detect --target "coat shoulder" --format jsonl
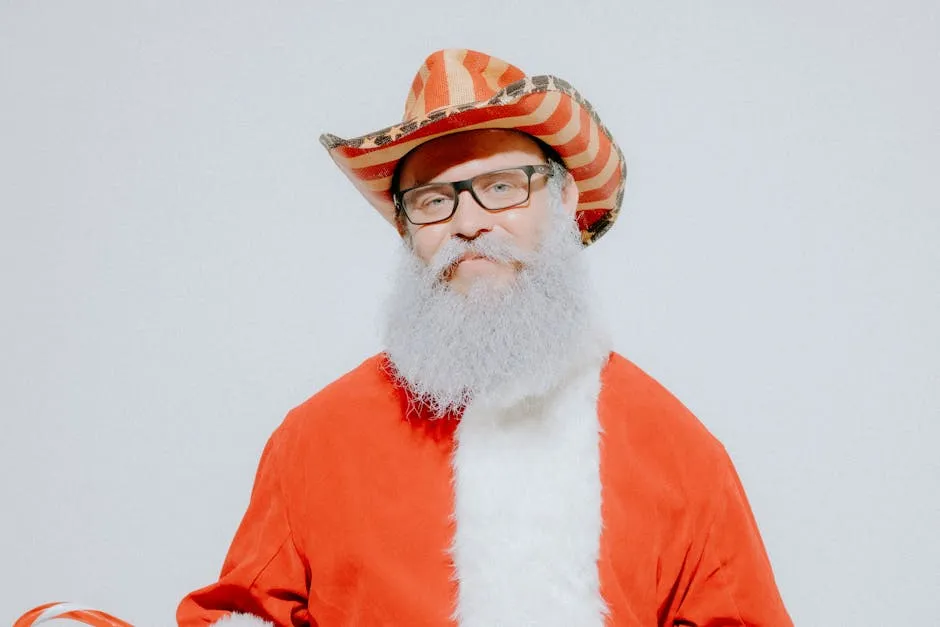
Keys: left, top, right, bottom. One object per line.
{"left": 275, "top": 353, "right": 403, "bottom": 441}
{"left": 600, "top": 352, "right": 730, "bottom": 479}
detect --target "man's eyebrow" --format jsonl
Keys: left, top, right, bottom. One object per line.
{"left": 401, "top": 173, "right": 453, "bottom": 190}
{"left": 405, "top": 165, "right": 541, "bottom": 190}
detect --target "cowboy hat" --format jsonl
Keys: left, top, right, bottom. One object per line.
{"left": 319, "top": 49, "right": 626, "bottom": 245}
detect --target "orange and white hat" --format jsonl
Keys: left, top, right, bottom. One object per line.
{"left": 319, "top": 49, "right": 627, "bottom": 246}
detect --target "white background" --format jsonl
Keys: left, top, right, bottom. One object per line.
{"left": 1, "top": 1, "right": 938, "bottom": 625}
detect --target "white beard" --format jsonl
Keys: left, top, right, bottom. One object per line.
{"left": 382, "top": 192, "right": 608, "bottom": 417}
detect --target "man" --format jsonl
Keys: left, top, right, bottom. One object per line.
{"left": 175, "top": 49, "right": 793, "bottom": 626}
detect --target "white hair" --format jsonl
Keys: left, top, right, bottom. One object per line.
{"left": 382, "top": 177, "right": 606, "bottom": 417}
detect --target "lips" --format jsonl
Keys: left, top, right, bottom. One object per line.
{"left": 439, "top": 252, "right": 492, "bottom": 281}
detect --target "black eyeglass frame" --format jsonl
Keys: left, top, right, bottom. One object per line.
{"left": 392, "top": 164, "right": 554, "bottom": 226}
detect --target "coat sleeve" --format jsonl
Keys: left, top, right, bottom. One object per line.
{"left": 672, "top": 454, "right": 793, "bottom": 626}
{"left": 177, "top": 434, "right": 310, "bottom": 627}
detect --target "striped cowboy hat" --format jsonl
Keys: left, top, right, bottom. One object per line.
{"left": 319, "top": 49, "right": 626, "bottom": 246}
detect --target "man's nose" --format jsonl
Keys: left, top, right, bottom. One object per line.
{"left": 450, "top": 190, "right": 494, "bottom": 240}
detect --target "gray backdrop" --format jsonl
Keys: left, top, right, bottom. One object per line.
{"left": 1, "top": 1, "right": 938, "bottom": 625}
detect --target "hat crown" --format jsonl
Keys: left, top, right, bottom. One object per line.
{"left": 402, "top": 49, "right": 525, "bottom": 121}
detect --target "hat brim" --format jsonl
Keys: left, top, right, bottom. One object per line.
{"left": 320, "top": 75, "right": 626, "bottom": 246}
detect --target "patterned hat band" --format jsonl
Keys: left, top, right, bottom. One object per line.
{"left": 320, "top": 49, "right": 626, "bottom": 246}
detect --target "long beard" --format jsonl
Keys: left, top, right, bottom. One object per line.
{"left": 382, "top": 198, "right": 605, "bottom": 417}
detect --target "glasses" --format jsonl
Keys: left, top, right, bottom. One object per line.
{"left": 393, "top": 164, "right": 554, "bottom": 226}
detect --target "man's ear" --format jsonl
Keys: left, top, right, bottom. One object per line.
{"left": 395, "top": 211, "right": 410, "bottom": 239}
{"left": 397, "top": 220, "right": 417, "bottom": 249}
{"left": 561, "top": 172, "right": 579, "bottom": 217}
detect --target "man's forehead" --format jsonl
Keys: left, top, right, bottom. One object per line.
{"left": 397, "top": 129, "right": 545, "bottom": 187}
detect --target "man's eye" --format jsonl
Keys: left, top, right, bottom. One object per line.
{"left": 420, "top": 196, "right": 449, "bottom": 208}
{"left": 484, "top": 180, "right": 525, "bottom": 195}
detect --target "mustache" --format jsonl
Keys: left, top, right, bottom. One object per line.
{"left": 426, "top": 233, "right": 533, "bottom": 279}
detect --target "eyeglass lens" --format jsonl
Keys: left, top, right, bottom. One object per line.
{"left": 401, "top": 168, "right": 533, "bottom": 224}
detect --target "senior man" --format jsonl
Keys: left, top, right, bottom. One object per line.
{"left": 175, "top": 49, "right": 792, "bottom": 627}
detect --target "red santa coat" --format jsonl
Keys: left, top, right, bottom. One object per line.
{"left": 178, "top": 352, "right": 791, "bottom": 626}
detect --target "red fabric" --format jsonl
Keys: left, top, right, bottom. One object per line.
{"left": 462, "top": 50, "right": 494, "bottom": 102}
{"left": 420, "top": 51, "right": 450, "bottom": 114}
{"left": 178, "top": 353, "right": 791, "bottom": 626}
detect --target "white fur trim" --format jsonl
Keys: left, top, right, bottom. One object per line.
{"left": 209, "top": 613, "right": 274, "bottom": 627}
{"left": 451, "top": 356, "right": 608, "bottom": 626}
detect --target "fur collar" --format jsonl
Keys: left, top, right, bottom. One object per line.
{"left": 209, "top": 613, "right": 273, "bottom": 627}
{"left": 450, "top": 349, "right": 609, "bottom": 626}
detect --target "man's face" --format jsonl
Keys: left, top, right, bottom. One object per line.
{"left": 396, "top": 129, "right": 578, "bottom": 293}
